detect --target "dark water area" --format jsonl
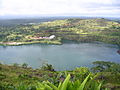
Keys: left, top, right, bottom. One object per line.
{"left": 0, "top": 42, "right": 120, "bottom": 71}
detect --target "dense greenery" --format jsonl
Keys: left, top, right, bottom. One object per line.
{"left": 0, "top": 18, "right": 120, "bottom": 45}
{"left": 0, "top": 61, "right": 120, "bottom": 90}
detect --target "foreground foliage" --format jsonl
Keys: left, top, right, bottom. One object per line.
{"left": 0, "top": 61, "right": 120, "bottom": 90}
{"left": 13, "top": 74, "right": 102, "bottom": 90}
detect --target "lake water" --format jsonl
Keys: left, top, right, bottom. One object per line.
{"left": 0, "top": 42, "right": 120, "bottom": 71}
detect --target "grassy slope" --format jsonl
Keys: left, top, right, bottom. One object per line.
{"left": 0, "top": 64, "right": 57, "bottom": 87}
{"left": 0, "top": 64, "right": 120, "bottom": 90}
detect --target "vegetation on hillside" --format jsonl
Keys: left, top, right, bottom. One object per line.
{"left": 0, "top": 18, "right": 120, "bottom": 45}
{"left": 0, "top": 61, "right": 120, "bottom": 90}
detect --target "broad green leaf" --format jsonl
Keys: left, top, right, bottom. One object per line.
{"left": 60, "top": 74, "right": 71, "bottom": 90}
{"left": 78, "top": 74, "right": 90, "bottom": 90}
{"left": 96, "top": 83, "right": 102, "bottom": 90}
{"left": 47, "top": 81, "right": 58, "bottom": 90}
{"left": 58, "top": 82, "right": 62, "bottom": 89}
{"left": 44, "top": 84, "right": 53, "bottom": 90}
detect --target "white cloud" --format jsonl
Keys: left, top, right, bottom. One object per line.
{"left": 0, "top": 0, "right": 119, "bottom": 17}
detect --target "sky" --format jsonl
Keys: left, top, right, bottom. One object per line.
{"left": 0, "top": 0, "right": 120, "bottom": 17}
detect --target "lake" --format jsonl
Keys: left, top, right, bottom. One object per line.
{"left": 0, "top": 42, "right": 120, "bottom": 71}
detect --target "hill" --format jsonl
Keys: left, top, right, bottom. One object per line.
{"left": 0, "top": 18, "right": 120, "bottom": 45}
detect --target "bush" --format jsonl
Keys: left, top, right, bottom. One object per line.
{"left": 41, "top": 63, "right": 55, "bottom": 71}
{"left": 13, "top": 63, "right": 19, "bottom": 67}
{"left": 91, "top": 61, "right": 120, "bottom": 73}
{"left": 21, "top": 63, "right": 28, "bottom": 68}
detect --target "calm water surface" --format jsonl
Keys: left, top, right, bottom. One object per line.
{"left": 0, "top": 42, "right": 120, "bottom": 71}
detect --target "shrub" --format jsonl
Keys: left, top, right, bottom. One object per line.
{"left": 41, "top": 63, "right": 55, "bottom": 71}
{"left": 21, "top": 63, "right": 28, "bottom": 68}
{"left": 13, "top": 63, "right": 19, "bottom": 67}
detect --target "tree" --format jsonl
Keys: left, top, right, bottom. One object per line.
{"left": 41, "top": 63, "right": 55, "bottom": 71}
{"left": 91, "top": 61, "right": 120, "bottom": 72}
{"left": 21, "top": 63, "right": 28, "bottom": 68}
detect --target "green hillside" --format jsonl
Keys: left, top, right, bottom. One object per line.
{"left": 0, "top": 18, "right": 120, "bottom": 45}
{"left": 1, "top": 61, "right": 120, "bottom": 90}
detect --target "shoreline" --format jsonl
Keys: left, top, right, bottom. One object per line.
{"left": 0, "top": 40, "right": 120, "bottom": 46}
{"left": 0, "top": 41, "right": 62, "bottom": 46}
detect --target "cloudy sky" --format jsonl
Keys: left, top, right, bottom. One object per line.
{"left": 0, "top": 0, "right": 120, "bottom": 17}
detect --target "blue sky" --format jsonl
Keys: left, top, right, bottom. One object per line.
{"left": 0, "top": 0, "right": 120, "bottom": 17}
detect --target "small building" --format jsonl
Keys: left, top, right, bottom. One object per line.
{"left": 28, "top": 35, "right": 55, "bottom": 40}
{"left": 49, "top": 35, "right": 55, "bottom": 39}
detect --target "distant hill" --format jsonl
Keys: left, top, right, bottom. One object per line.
{"left": 0, "top": 17, "right": 68, "bottom": 26}
{"left": 37, "top": 18, "right": 120, "bottom": 44}
{"left": 0, "top": 18, "right": 120, "bottom": 45}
